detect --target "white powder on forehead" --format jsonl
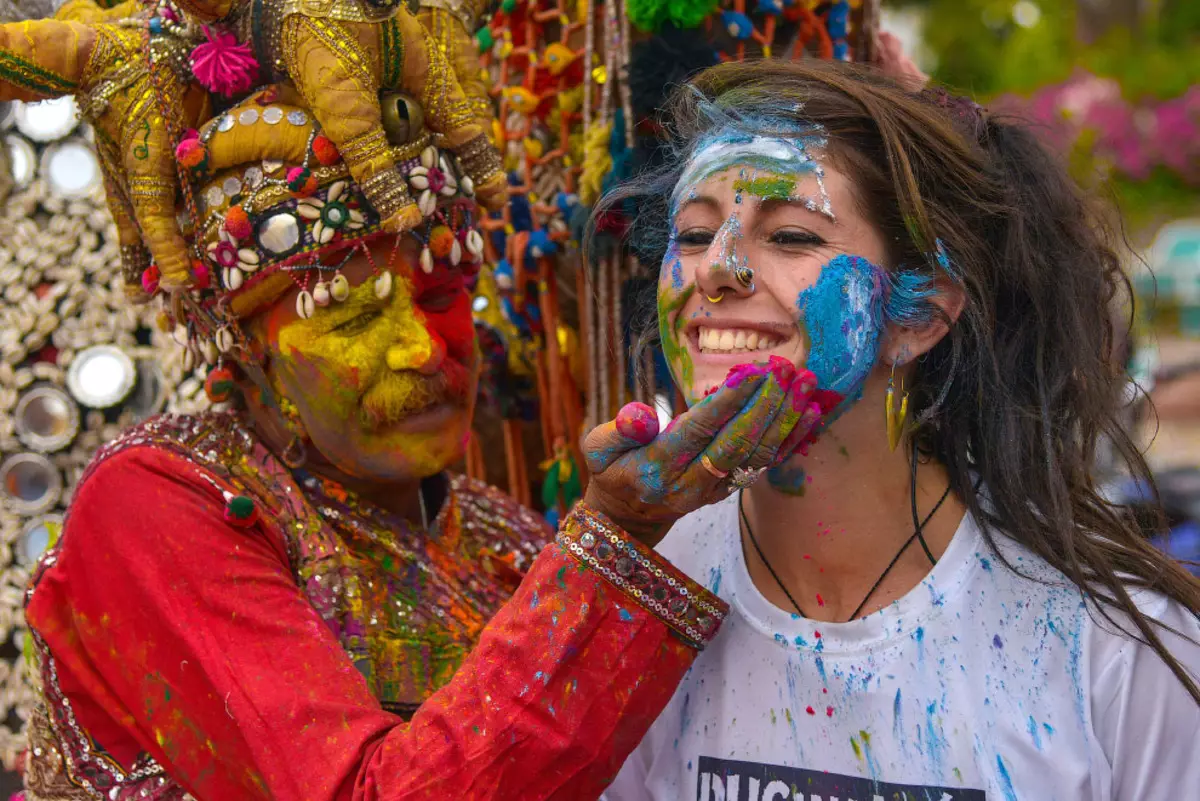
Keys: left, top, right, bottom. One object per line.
{"left": 670, "top": 133, "right": 834, "bottom": 219}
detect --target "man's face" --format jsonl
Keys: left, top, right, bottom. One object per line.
{"left": 256, "top": 234, "right": 479, "bottom": 481}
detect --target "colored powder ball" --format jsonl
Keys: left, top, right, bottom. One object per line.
{"left": 429, "top": 225, "right": 456, "bottom": 259}
{"left": 312, "top": 135, "right": 340, "bottom": 166}
{"left": 805, "top": 706, "right": 815, "bottom": 715}
{"left": 224, "top": 205, "right": 252, "bottom": 240}
{"left": 826, "top": 706, "right": 834, "bottom": 717}
{"left": 615, "top": 401, "right": 659, "bottom": 444}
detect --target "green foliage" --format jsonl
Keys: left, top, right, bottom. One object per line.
{"left": 897, "top": 0, "right": 1200, "bottom": 101}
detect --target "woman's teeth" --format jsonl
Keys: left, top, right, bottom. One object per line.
{"left": 697, "top": 327, "right": 782, "bottom": 354}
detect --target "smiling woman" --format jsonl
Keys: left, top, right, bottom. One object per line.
{"left": 595, "top": 60, "right": 1200, "bottom": 801}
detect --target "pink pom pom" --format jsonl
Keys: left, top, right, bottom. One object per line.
{"left": 175, "top": 137, "right": 207, "bottom": 169}
{"left": 190, "top": 27, "right": 259, "bottom": 98}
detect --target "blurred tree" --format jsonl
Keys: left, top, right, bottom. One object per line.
{"left": 895, "top": 0, "right": 1200, "bottom": 100}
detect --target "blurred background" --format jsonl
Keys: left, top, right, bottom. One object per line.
{"left": 0, "top": 0, "right": 1197, "bottom": 794}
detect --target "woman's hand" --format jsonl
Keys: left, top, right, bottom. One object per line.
{"left": 581, "top": 357, "right": 822, "bottom": 545}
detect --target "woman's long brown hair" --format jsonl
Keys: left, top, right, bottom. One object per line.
{"left": 594, "top": 58, "right": 1200, "bottom": 702}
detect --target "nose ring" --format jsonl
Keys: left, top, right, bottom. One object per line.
{"left": 705, "top": 292, "right": 725, "bottom": 304}
{"left": 734, "top": 264, "right": 755, "bottom": 289}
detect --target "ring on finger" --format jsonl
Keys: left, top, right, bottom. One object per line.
{"left": 727, "top": 465, "right": 766, "bottom": 491}
{"left": 700, "top": 454, "right": 729, "bottom": 479}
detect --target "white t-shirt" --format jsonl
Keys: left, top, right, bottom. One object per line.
{"left": 605, "top": 493, "right": 1200, "bottom": 801}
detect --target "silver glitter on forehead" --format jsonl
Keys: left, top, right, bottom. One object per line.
{"left": 671, "top": 131, "right": 835, "bottom": 221}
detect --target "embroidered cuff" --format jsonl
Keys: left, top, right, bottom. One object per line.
{"left": 558, "top": 503, "right": 728, "bottom": 649}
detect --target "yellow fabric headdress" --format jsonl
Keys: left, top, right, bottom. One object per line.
{"left": 0, "top": 0, "right": 503, "bottom": 295}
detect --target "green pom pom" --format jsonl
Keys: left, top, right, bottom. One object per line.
{"left": 500, "top": 0, "right": 516, "bottom": 12}
{"left": 475, "top": 27, "right": 494, "bottom": 52}
{"left": 666, "top": 0, "right": 718, "bottom": 29}
{"left": 227, "top": 495, "right": 255, "bottom": 520}
{"left": 625, "top": 0, "right": 667, "bottom": 32}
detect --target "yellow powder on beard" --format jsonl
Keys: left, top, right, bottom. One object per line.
{"left": 358, "top": 372, "right": 442, "bottom": 429}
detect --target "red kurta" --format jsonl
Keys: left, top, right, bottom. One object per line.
{"left": 22, "top": 413, "right": 727, "bottom": 800}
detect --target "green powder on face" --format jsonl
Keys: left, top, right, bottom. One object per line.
{"left": 658, "top": 284, "right": 696, "bottom": 404}
{"left": 733, "top": 176, "right": 795, "bottom": 200}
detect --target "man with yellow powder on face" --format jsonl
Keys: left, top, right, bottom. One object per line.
{"left": 13, "top": 76, "right": 755, "bottom": 797}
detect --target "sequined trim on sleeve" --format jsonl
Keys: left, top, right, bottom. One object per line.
{"left": 557, "top": 504, "right": 728, "bottom": 649}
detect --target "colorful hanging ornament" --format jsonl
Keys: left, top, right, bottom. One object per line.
{"left": 539, "top": 437, "right": 582, "bottom": 526}
{"left": 205, "top": 364, "right": 236, "bottom": 403}
{"left": 223, "top": 492, "right": 259, "bottom": 527}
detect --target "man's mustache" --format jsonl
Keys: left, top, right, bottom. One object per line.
{"left": 358, "top": 361, "right": 471, "bottom": 430}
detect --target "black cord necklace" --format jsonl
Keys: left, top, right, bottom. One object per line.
{"left": 739, "top": 447, "right": 953, "bottom": 621}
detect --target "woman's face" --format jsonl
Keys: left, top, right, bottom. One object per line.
{"left": 255, "top": 234, "right": 479, "bottom": 482}
{"left": 659, "top": 135, "right": 892, "bottom": 419}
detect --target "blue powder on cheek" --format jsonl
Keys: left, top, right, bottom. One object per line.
{"left": 795, "top": 254, "right": 886, "bottom": 398}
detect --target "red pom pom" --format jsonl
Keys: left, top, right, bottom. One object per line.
{"left": 286, "top": 166, "right": 317, "bottom": 197}
{"left": 191, "top": 259, "right": 211, "bottom": 290}
{"left": 429, "top": 225, "right": 456, "bottom": 259}
{"left": 312, "top": 135, "right": 340, "bottom": 166}
{"left": 224, "top": 205, "right": 252, "bottom": 240}
{"left": 175, "top": 138, "right": 208, "bottom": 169}
{"left": 141, "top": 264, "right": 160, "bottom": 295}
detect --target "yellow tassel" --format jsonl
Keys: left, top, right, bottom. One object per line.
{"left": 886, "top": 376, "right": 909, "bottom": 452}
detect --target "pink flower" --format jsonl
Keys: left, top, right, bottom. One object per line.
{"left": 190, "top": 27, "right": 258, "bottom": 98}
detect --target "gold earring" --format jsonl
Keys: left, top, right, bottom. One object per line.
{"left": 885, "top": 362, "right": 909, "bottom": 452}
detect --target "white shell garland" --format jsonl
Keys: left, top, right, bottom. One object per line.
{"left": 419, "top": 247, "right": 434, "bottom": 274}
{"left": 296, "top": 290, "right": 315, "bottom": 320}
{"left": 330, "top": 274, "right": 350, "bottom": 302}
{"left": 215, "top": 326, "right": 234, "bottom": 353}
{"left": 466, "top": 229, "right": 484, "bottom": 260}
{"left": 313, "top": 281, "right": 331, "bottom": 307}
{"left": 449, "top": 239, "right": 462, "bottom": 266}
{"left": 374, "top": 271, "right": 393, "bottom": 299}
{"left": 201, "top": 339, "right": 218, "bottom": 366}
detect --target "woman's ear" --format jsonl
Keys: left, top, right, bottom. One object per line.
{"left": 882, "top": 275, "right": 966, "bottom": 364}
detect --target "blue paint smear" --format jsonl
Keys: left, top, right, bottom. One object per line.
{"left": 794, "top": 254, "right": 885, "bottom": 403}
{"left": 981, "top": 557, "right": 993, "bottom": 572}
{"left": 924, "top": 701, "right": 946, "bottom": 776}
{"left": 814, "top": 655, "right": 828, "bottom": 685}
{"left": 1027, "top": 715, "right": 1043, "bottom": 751}
{"left": 1043, "top": 722, "right": 1055, "bottom": 739}
{"left": 708, "top": 566, "right": 722, "bottom": 595}
{"left": 996, "top": 754, "right": 1019, "bottom": 801}
{"left": 993, "top": 634, "right": 1004, "bottom": 649}
{"left": 618, "top": 608, "right": 633, "bottom": 622}
{"left": 884, "top": 269, "right": 939, "bottom": 326}
{"left": 914, "top": 626, "right": 926, "bottom": 669}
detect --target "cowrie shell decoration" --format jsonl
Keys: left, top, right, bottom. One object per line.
{"left": 296, "top": 290, "right": 315, "bottom": 320}
{"left": 374, "top": 271, "right": 393, "bottom": 299}
{"left": 331, "top": 274, "right": 350, "bottom": 302}
{"left": 313, "top": 281, "right": 331, "bottom": 307}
